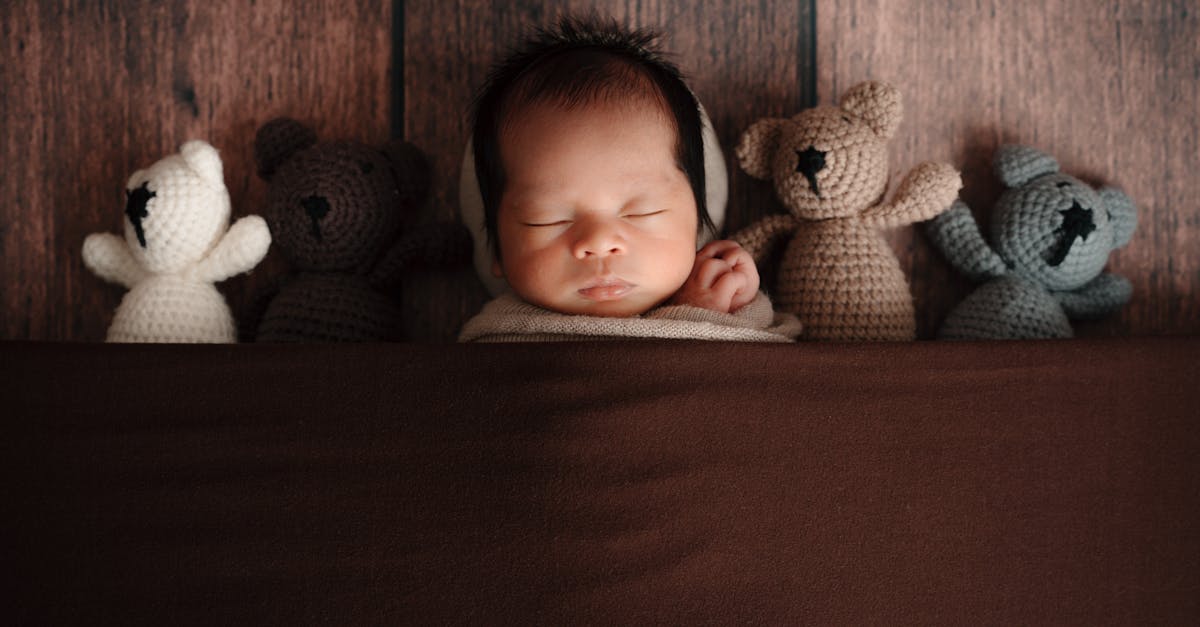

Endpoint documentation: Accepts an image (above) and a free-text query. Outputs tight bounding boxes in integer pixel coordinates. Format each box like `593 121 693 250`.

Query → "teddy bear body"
257 273 402 342
732 81 961 341
250 119 471 342
926 145 1137 340
776 219 916 340
107 275 238 342
938 276 1073 339
82 140 271 343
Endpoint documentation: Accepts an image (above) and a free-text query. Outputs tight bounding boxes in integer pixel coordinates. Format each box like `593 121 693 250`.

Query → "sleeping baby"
458 15 801 342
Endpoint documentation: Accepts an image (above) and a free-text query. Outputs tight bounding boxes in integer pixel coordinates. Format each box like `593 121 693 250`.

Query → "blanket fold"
458 291 803 342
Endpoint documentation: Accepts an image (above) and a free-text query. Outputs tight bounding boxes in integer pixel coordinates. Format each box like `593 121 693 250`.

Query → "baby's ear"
179 140 225 189
736 118 787 180
1099 186 1138 249
994 144 1059 188
840 81 902 139
254 117 317 180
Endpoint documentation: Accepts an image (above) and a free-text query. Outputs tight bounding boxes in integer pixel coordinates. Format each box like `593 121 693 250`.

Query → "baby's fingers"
721 244 754 268
711 270 748 310
696 239 743 262
693 256 732 288
728 252 760 296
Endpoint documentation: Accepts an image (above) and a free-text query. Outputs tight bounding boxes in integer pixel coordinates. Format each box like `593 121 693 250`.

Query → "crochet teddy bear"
250 118 472 342
82 140 271 342
731 81 962 340
924 145 1137 339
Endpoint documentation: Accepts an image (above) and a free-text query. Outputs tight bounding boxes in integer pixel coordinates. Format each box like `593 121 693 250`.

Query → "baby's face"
493 100 698 317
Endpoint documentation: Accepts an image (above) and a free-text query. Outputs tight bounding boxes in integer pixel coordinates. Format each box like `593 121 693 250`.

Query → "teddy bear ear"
381 140 432 208
736 118 788 180
179 140 225 189
1099 186 1137 249
993 144 1060 188
124 168 148 190
254 117 317 180
839 81 902 139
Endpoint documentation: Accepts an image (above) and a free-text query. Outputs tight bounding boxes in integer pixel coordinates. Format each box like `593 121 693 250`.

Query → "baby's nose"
572 220 626 259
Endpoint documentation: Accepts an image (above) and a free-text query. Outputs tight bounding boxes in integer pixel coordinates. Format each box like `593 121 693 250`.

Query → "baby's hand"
669 240 760 313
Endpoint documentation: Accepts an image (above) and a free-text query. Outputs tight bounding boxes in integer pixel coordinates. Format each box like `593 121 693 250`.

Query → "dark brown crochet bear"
250 118 471 342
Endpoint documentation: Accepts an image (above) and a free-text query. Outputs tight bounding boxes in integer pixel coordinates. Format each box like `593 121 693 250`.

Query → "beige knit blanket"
459 292 803 343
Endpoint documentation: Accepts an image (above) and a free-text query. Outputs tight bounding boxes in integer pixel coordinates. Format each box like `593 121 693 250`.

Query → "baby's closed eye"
520 209 666 226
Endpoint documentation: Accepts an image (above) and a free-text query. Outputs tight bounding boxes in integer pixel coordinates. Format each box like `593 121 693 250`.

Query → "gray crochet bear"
925 145 1137 339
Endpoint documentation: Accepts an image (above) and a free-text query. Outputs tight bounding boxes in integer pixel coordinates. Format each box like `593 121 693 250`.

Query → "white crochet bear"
82 140 271 342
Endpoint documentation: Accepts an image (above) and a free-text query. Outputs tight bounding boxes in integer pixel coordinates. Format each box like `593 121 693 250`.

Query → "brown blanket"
3 338 1199 625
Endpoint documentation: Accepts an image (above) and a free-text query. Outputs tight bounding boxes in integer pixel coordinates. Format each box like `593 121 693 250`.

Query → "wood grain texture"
4 0 1197 341
402 0 813 341
817 0 1200 337
0 0 391 341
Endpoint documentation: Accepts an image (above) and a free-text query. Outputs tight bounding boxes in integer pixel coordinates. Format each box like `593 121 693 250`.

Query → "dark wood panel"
818 0 1200 337
6 0 1195 341
402 0 814 341
0 0 392 341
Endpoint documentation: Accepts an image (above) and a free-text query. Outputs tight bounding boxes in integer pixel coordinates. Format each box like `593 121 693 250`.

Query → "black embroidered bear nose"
300 195 331 241
124 182 155 248
795 146 827 198
1047 201 1097 267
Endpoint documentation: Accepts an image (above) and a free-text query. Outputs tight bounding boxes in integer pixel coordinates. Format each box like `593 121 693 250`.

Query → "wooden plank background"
0 0 393 342
2 0 1196 341
818 0 1200 337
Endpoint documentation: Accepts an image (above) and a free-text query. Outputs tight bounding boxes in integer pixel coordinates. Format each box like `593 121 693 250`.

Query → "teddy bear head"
736 81 901 220
121 140 231 274
254 118 429 273
989 145 1137 291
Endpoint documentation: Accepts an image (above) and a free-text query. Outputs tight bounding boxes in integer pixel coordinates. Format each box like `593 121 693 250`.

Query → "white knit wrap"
459 291 802 343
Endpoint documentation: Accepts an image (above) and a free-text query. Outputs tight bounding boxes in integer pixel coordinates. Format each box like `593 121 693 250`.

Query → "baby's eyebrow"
504 200 572 222
502 181 563 202
504 192 562 211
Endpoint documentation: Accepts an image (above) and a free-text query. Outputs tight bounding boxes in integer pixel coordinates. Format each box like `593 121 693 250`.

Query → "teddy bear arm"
863 162 962 228
1054 273 1133 319
82 232 147 288
367 221 474 290
729 214 799 264
924 200 1009 281
192 215 272 283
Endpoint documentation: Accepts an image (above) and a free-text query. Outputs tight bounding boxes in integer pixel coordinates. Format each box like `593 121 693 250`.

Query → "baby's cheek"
667 242 700 290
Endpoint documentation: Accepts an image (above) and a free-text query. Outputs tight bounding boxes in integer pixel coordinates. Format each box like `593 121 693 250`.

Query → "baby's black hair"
470 14 715 257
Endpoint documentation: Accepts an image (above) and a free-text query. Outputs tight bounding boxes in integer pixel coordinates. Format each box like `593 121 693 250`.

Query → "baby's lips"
578 277 635 302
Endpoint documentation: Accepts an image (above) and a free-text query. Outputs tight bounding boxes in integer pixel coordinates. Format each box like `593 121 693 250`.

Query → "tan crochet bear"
731 81 962 340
